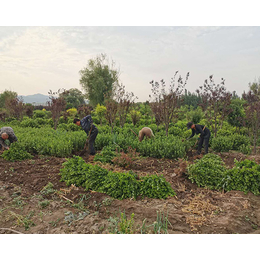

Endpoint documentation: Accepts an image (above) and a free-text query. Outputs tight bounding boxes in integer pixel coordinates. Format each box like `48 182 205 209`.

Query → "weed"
40 182 56 195
9 211 35 231
64 211 89 226
12 196 26 209
152 210 172 234
38 200 50 208
49 218 61 227
102 197 114 206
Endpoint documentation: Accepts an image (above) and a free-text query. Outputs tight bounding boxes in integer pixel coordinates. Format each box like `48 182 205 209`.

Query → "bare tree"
47 89 67 130
242 89 260 154
114 84 137 128
149 71 189 136
196 75 232 137
105 99 118 133
5 97 25 121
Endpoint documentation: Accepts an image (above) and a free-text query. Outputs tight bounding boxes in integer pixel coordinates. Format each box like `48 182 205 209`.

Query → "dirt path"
1 152 260 234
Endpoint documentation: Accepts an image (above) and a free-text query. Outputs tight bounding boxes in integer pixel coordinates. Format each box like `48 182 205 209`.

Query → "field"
1 146 260 234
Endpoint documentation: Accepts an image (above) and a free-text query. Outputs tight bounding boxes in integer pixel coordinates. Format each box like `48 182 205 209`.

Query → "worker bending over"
186 122 211 155
0 126 18 151
139 127 154 142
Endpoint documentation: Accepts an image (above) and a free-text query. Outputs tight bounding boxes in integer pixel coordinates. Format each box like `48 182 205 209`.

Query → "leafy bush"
238 144 252 155
211 134 250 152
1 142 33 162
84 164 109 192
223 159 260 195
33 110 47 119
93 145 117 164
187 154 227 190
59 156 90 186
102 171 140 200
139 174 176 199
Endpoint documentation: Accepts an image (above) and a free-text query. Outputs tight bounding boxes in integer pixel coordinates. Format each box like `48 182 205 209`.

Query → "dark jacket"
189 124 210 139
80 115 97 135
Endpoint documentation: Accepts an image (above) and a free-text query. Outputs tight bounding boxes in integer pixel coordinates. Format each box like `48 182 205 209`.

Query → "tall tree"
79 53 120 107
59 88 86 109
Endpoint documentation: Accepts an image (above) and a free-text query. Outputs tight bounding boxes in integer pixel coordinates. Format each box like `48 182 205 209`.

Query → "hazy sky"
0 26 260 101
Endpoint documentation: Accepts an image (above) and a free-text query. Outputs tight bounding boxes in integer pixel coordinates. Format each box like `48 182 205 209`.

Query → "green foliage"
223 159 260 195
95 104 107 124
102 171 140 200
139 174 176 199
211 134 250 152
1 142 33 162
38 200 50 208
238 144 252 155
84 164 109 192
187 154 227 190
59 156 90 187
40 182 56 195
93 145 116 164
119 212 135 234
79 53 119 106
153 210 171 234
33 110 47 119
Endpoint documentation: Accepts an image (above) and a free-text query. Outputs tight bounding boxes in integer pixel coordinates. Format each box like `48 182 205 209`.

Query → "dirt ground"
1 150 260 234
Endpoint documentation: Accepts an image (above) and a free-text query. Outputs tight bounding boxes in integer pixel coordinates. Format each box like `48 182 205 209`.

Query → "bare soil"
1 150 260 234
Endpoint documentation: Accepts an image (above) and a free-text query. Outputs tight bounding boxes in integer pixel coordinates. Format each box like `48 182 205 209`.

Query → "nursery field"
1 149 260 234
1 121 260 234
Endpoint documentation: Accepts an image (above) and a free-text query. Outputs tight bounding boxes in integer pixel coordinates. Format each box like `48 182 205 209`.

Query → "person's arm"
187 129 195 139
0 138 8 149
8 133 18 143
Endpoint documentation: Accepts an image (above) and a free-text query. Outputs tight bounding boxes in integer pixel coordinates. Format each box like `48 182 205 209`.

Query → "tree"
59 88 86 109
196 75 232 137
115 84 137 128
0 90 17 108
105 99 118 133
79 53 120 107
182 89 202 109
242 89 260 154
47 89 67 130
227 98 245 133
5 97 25 121
149 71 189 136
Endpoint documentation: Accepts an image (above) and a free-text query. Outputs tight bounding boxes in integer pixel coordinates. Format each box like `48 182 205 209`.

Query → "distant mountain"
19 93 49 104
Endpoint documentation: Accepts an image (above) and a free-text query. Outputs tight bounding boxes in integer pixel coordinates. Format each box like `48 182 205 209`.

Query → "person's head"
1 132 9 140
73 118 81 126
187 122 195 130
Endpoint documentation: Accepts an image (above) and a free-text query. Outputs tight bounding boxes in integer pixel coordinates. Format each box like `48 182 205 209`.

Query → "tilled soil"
1 151 260 234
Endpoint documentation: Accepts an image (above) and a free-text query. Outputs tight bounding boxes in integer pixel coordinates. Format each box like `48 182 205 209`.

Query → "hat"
187 122 193 130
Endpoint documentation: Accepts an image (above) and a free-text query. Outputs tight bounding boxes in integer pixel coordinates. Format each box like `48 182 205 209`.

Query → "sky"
1 26 260 101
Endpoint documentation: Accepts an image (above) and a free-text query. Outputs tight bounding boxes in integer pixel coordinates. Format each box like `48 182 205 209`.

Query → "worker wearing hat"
186 122 211 155
0 126 18 151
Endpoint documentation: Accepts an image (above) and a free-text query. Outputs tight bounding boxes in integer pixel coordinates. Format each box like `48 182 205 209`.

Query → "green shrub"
187 154 227 190
1 142 33 162
102 171 140 200
84 164 109 192
33 110 47 119
59 156 90 186
238 144 252 155
223 159 260 195
93 145 117 164
140 174 176 199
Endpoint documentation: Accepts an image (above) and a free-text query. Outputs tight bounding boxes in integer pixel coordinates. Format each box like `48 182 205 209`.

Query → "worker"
73 115 98 155
139 127 154 142
186 122 211 155
0 126 18 151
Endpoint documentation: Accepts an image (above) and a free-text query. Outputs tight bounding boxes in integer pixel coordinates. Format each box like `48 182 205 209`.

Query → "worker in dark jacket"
73 115 98 155
0 126 18 151
186 122 211 155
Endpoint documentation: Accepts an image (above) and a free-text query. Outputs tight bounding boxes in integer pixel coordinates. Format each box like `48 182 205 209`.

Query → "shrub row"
59 156 176 200
187 154 260 195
